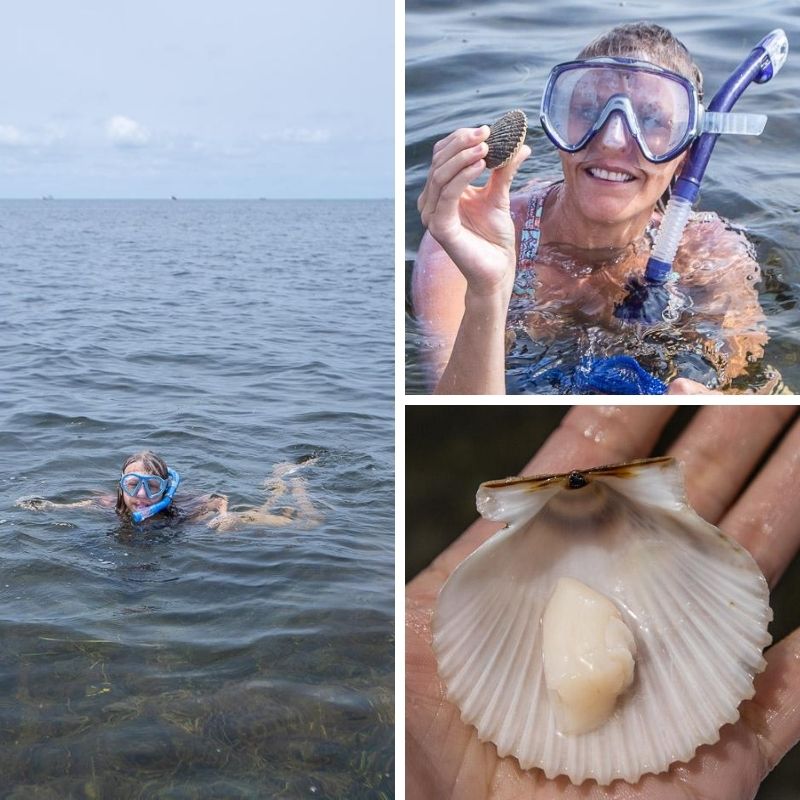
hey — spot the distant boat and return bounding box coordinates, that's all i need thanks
[42,194,54,201]
[171,195,178,201]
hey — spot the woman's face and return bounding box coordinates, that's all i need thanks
[558,62,687,226]
[120,459,165,515]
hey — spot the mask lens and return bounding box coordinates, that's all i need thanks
[145,477,166,497]
[628,71,690,158]
[121,475,141,496]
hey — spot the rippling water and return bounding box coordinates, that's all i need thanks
[0,200,393,797]
[406,0,800,393]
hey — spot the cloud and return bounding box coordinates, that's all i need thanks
[0,124,26,146]
[106,115,151,147]
[262,127,332,145]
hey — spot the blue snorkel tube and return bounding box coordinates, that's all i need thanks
[614,29,789,323]
[131,467,181,524]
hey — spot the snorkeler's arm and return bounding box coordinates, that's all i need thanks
[16,494,113,511]
[182,493,228,521]
[415,129,531,393]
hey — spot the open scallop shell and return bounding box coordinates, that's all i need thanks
[485,109,527,169]
[433,457,772,786]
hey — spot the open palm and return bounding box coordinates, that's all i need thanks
[407,406,800,800]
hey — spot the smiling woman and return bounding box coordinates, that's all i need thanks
[412,22,786,395]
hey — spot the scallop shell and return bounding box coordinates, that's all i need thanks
[432,457,772,786]
[485,109,527,169]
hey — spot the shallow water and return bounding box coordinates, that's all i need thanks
[0,200,393,797]
[405,0,800,393]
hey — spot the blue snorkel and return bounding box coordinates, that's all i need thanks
[131,467,181,524]
[614,29,789,323]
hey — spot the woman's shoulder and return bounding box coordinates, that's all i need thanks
[672,209,761,295]
[510,177,559,219]
[680,210,759,268]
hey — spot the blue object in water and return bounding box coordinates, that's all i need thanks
[512,354,667,394]
[131,467,181,523]
[615,29,789,323]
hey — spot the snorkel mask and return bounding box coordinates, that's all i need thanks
[120,467,181,524]
[540,57,766,164]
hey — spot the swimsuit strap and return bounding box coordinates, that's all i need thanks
[518,181,560,269]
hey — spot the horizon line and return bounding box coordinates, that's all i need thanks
[0,196,392,202]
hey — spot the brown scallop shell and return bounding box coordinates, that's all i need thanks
[485,109,527,170]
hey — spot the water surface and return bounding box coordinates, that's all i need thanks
[0,199,394,797]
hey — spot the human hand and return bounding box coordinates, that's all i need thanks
[667,377,722,395]
[407,406,800,799]
[15,496,55,511]
[417,125,531,299]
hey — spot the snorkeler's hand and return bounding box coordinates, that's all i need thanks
[407,406,800,800]
[667,378,723,395]
[418,126,531,298]
[15,496,56,511]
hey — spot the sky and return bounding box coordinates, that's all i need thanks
[0,1,393,198]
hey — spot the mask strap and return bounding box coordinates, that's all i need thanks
[701,110,767,135]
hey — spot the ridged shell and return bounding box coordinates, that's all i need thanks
[485,109,527,169]
[433,457,772,786]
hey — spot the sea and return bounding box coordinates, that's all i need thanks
[405,0,800,394]
[0,199,394,798]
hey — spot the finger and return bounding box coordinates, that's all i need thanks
[419,127,489,214]
[668,406,797,524]
[422,143,487,221]
[484,143,531,205]
[721,415,800,586]
[431,125,489,164]
[739,626,800,779]
[408,405,676,601]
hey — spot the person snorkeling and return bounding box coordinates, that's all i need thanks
[414,22,788,394]
[17,450,322,531]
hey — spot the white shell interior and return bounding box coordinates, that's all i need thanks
[433,459,772,786]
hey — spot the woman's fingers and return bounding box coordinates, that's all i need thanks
[721,415,800,586]
[521,405,674,476]
[740,626,800,780]
[409,406,676,600]
[419,127,488,214]
[421,153,486,239]
[668,406,797,525]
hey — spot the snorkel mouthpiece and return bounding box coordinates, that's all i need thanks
[131,467,181,524]
[615,29,788,323]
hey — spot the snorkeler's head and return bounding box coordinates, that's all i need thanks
[578,22,703,100]
[115,450,171,517]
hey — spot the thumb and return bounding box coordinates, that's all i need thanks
[485,143,531,204]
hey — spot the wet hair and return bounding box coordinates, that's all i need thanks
[115,450,172,517]
[579,22,703,99]
[578,23,703,212]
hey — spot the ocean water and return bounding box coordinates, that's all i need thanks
[0,199,394,798]
[405,0,800,393]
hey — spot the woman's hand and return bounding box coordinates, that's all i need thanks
[417,126,531,299]
[667,377,722,395]
[15,496,55,511]
[407,406,800,799]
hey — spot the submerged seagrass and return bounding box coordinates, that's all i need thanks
[432,457,772,785]
[485,109,528,169]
